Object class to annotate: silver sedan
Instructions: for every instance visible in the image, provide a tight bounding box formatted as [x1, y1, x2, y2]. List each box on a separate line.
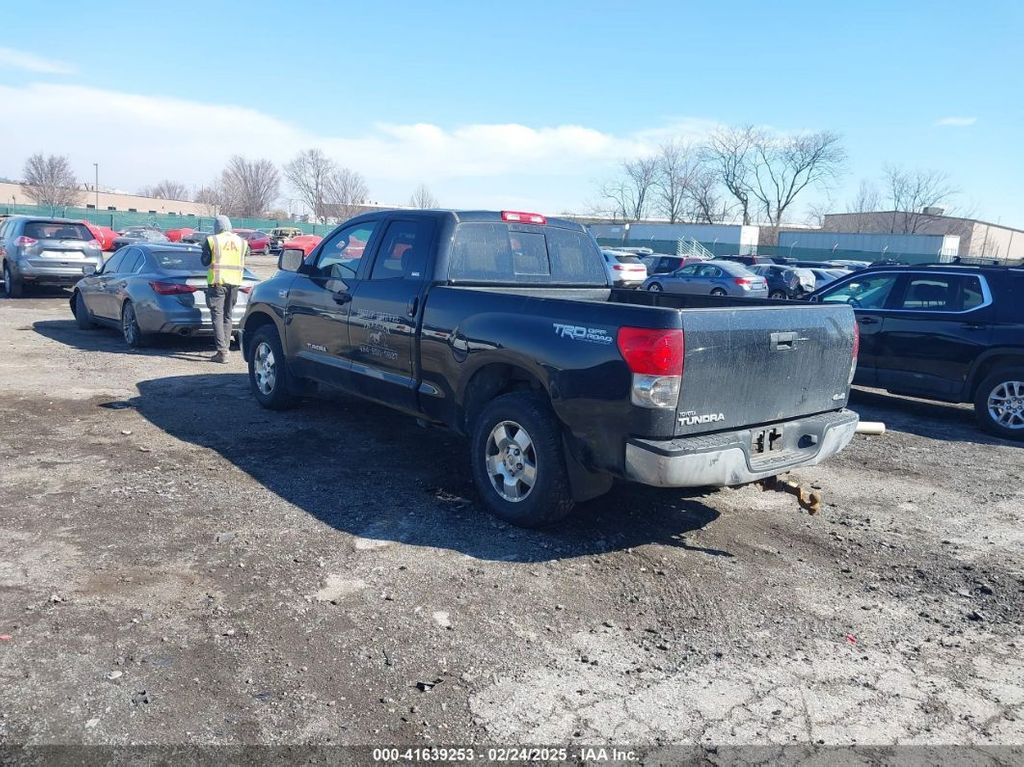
[641, 260, 768, 297]
[70, 243, 259, 348]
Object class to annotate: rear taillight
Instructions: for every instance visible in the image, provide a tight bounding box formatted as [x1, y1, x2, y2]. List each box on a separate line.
[149, 281, 197, 295]
[617, 327, 684, 409]
[239, 285, 252, 294]
[501, 210, 547, 224]
[14, 236, 37, 247]
[612, 264, 625, 271]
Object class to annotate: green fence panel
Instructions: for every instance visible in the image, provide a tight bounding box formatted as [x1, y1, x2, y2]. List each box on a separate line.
[1, 202, 334, 236]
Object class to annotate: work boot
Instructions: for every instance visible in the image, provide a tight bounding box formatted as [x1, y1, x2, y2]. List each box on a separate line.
[212, 351, 229, 364]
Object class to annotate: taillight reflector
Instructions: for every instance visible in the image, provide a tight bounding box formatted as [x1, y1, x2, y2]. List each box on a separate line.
[501, 210, 547, 225]
[149, 281, 197, 295]
[617, 327, 684, 376]
[14, 236, 37, 247]
[852, 319, 860, 359]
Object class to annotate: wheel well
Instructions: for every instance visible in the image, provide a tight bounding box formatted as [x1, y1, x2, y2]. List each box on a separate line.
[242, 312, 277, 359]
[971, 355, 1024, 398]
[461, 363, 547, 434]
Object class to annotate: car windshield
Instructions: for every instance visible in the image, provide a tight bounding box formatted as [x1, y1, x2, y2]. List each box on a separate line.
[25, 221, 93, 240]
[151, 249, 205, 271]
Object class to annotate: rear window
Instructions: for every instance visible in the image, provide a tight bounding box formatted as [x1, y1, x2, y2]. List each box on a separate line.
[450, 223, 606, 285]
[25, 221, 92, 241]
[151, 249, 205, 271]
[608, 253, 642, 264]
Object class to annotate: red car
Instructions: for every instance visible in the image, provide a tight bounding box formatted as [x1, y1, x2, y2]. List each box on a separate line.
[235, 229, 271, 255]
[83, 221, 119, 251]
[280, 234, 323, 256]
[164, 227, 194, 243]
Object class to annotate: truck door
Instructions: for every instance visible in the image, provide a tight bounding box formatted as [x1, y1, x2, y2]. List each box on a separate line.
[347, 217, 436, 412]
[284, 219, 382, 388]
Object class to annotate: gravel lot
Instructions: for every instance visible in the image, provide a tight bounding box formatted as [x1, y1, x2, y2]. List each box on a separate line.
[1, 265, 1023, 750]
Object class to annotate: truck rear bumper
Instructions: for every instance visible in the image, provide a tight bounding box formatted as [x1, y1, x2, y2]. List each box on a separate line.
[624, 409, 858, 487]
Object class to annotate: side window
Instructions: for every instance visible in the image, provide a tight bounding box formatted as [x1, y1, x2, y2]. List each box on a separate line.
[120, 249, 143, 274]
[677, 264, 698, 276]
[897, 276, 956, 311]
[314, 221, 379, 279]
[821, 273, 899, 309]
[102, 250, 127, 274]
[697, 265, 720, 278]
[897, 274, 987, 312]
[962, 276, 986, 311]
[370, 219, 434, 280]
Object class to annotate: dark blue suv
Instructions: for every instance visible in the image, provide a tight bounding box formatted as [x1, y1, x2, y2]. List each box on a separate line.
[810, 264, 1024, 440]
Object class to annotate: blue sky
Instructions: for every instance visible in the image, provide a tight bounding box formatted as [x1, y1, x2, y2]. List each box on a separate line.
[1, 0, 1021, 223]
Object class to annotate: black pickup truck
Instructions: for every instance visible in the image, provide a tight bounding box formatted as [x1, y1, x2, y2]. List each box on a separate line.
[240, 210, 860, 527]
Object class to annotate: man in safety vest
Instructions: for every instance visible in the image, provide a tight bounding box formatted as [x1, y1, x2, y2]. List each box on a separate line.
[201, 215, 249, 363]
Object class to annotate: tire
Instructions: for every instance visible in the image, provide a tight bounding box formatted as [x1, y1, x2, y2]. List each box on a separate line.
[74, 291, 96, 329]
[710, 288, 727, 296]
[247, 325, 295, 410]
[769, 290, 787, 300]
[469, 391, 575, 528]
[120, 301, 147, 348]
[648, 283, 663, 292]
[974, 367, 1024, 441]
[3, 262, 23, 298]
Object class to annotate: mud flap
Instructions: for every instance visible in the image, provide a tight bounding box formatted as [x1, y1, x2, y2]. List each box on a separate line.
[562, 434, 613, 503]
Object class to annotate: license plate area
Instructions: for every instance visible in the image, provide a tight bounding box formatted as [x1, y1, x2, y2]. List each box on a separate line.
[752, 426, 784, 456]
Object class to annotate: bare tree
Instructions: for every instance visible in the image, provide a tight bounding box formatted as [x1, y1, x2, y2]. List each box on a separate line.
[218, 156, 279, 218]
[140, 179, 189, 200]
[326, 167, 369, 222]
[883, 165, 959, 233]
[653, 141, 699, 223]
[703, 125, 758, 225]
[284, 149, 369, 222]
[284, 149, 336, 223]
[409, 183, 438, 209]
[749, 130, 845, 226]
[685, 166, 728, 224]
[599, 156, 658, 221]
[193, 185, 221, 215]
[846, 179, 881, 216]
[21, 153, 82, 211]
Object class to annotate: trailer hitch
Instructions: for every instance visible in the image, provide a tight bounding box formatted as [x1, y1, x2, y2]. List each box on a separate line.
[758, 475, 823, 515]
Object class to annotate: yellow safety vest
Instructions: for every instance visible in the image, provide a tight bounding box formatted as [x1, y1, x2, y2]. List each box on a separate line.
[207, 232, 247, 286]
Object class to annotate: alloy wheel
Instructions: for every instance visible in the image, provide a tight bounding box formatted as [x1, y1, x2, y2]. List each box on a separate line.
[987, 380, 1024, 430]
[253, 341, 277, 395]
[485, 420, 538, 502]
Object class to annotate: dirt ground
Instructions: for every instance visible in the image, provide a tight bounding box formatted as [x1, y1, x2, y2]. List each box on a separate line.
[1, 266, 1023, 751]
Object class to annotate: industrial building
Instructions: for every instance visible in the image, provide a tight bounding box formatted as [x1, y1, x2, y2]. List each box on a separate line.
[820, 210, 1023, 262]
[0, 182, 209, 217]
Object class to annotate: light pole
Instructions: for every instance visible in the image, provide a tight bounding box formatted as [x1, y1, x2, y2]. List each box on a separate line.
[93, 163, 99, 210]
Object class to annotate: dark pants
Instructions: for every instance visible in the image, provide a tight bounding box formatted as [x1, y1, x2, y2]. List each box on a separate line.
[206, 285, 238, 354]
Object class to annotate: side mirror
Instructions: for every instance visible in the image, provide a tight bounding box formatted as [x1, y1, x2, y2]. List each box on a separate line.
[279, 248, 305, 273]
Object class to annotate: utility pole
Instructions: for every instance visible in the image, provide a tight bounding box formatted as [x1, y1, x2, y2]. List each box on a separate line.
[93, 163, 99, 210]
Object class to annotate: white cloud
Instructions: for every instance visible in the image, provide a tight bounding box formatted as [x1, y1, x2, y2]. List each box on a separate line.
[935, 116, 977, 127]
[0, 47, 75, 75]
[0, 82, 717, 211]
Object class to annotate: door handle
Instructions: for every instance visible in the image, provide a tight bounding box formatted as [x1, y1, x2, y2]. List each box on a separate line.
[407, 296, 419, 317]
[332, 291, 352, 306]
[961, 323, 987, 330]
[858, 316, 880, 326]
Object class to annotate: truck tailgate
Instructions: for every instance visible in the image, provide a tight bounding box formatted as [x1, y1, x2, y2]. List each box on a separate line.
[675, 304, 855, 436]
